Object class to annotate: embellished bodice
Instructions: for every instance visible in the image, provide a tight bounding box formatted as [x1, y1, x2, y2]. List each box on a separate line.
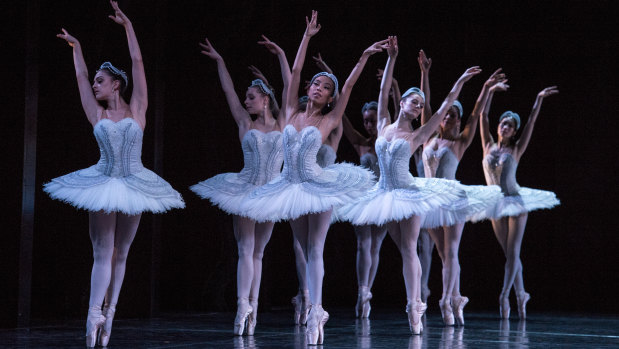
[280, 125, 323, 183]
[237, 129, 284, 186]
[375, 137, 415, 190]
[94, 118, 145, 177]
[360, 152, 380, 177]
[482, 147, 520, 196]
[422, 140, 459, 180]
[317, 144, 337, 168]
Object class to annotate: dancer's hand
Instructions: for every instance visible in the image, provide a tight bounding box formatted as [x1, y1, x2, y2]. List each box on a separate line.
[538, 86, 559, 98]
[57, 28, 79, 47]
[385, 36, 398, 57]
[248, 65, 269, 85]
[199, 37, 222, 61]
[257, 35, 283, 55]
[108, 0, 130, 26]
[457, 66, 482, 84]
[485, 68, 506, 87]
[304, 10, 321, 37]
[312, 52, 330, 72]
[364, 38, 390, 57]
[418, 49, 432, 73]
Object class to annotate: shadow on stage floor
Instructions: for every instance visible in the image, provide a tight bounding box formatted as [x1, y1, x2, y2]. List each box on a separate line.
[2, 308, 618, 348]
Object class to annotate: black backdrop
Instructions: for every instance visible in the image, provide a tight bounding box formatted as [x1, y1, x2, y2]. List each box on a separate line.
[2, 0, 618, 327]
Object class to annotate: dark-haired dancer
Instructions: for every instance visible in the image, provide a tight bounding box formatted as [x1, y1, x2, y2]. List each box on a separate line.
[190, 34, 290, 335]
[240, 11, 384, 345]
[479, 82, 559, 319]
[45, 2, 184, 347]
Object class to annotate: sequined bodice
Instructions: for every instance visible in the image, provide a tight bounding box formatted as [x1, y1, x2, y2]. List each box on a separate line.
[238, 129, 284, 185]
[375, 137, 415, 190]
[94, 118, 145, 177]
[360, 152, 380, 177]
[422, 141, 459, 179]
[317, 144, 337, 168]
[281, 125, 323, 183]
[482, 147, 520, 195]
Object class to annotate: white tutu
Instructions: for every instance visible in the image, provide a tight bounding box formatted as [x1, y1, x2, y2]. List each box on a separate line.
[189, 130, 283, 217]
[44, 118, 184, 215]
[481, 147, 560, 219]
[241, 126, 375, 223]
[474, 187, 560, 220]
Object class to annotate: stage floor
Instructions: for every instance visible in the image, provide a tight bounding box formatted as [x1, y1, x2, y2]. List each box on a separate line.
[2, 309, 618, 348]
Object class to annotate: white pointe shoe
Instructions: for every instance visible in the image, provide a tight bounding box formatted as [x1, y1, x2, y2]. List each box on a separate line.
[85, 305, 105, 348]
[306, 304, 329, 345]
[406, 300, 427, 335]
[499, 294, 511, 319]
[516, 291, 530, 320]
[247, 299, 258, 336]
[439, 298, 455, 326]
[97, 304, 116, 347]
[292, 290, 310, 325]
[234, 298, 253, 336]
[452, 296, 469, 326]
[356, 286, 372, 318]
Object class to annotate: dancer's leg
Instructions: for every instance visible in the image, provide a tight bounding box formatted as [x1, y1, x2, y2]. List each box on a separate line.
[367, 225, 388, 289]
[88, 211, 117, 307]
[355, 224, 372, 288]
[418, 228, 434, 302]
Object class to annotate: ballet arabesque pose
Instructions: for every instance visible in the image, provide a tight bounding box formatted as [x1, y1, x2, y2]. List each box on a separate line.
[190, 34, 290, 335]
[44, 2, 184, 347]
[240, 11, 384, 345]
[339, 36, 485, 334]
[419, 49, 507, 325]
[479, 81, 560, 319]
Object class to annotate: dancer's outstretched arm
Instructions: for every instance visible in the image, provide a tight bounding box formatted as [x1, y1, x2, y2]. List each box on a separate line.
[418, 49, 432, 125]
[411, 66, 481, 151]
[199, 37, 251, 137]
[479, 80, 510, 152]
[514, 86, 559, 159]
[377, 36, 398, 134]
[57, 28, 99, 126]
[109, 0, 147, 127]
[285, 10, 321, 124]
[326, 38, 389, 128]
[454, 68, 506, 158]
[258, 35, 291, 123]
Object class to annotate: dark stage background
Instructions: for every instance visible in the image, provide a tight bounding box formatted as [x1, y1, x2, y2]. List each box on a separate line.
[2, 0, 618, 328]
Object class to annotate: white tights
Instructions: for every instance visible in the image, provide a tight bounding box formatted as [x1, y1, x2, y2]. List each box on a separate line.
[428, 222, 465, 302]
[88, 211, 141, 309]
[386, 216, 422, 303]
[354, 224, 388, 289]
[491, 213, 528, 297]
[289, 209, 332, 305]
[232, 215, 274, 302]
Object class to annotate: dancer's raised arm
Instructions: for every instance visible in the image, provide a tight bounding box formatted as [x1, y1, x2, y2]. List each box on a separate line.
[109, 0, 147, 127]
[479, 80, 510, 152]
[199, 37, 252, 136]
[377, 36, 398, 134]
[514, 86, 559, 159]
[453, 68, 506, 158]
[258, 34, 291, 122]
[285, 10, 321, 122]
[418, 49, 433, 125]
[412, 66, 481, 150]
[328, 38, 388, 126]
[57, 28, 99, 126]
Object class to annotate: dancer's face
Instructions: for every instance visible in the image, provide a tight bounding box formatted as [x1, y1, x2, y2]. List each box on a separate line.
[92, 71, 119, 101]
[308, 76, 335, 105]
[363, 109, 378, 136]
[441, 107, 461, 132]
[245, 86, 268, 115]
[498, 117, 516, 139]
[400, 94, 424, 119]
